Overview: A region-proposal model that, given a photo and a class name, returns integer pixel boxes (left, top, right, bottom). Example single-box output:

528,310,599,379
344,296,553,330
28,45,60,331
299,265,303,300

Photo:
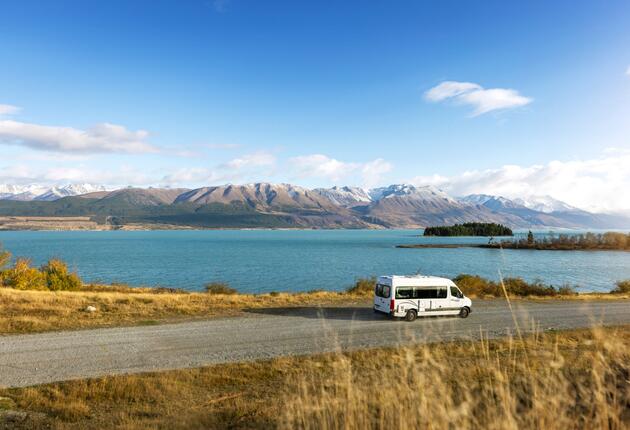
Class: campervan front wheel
404,310,417,322
459,307,470,318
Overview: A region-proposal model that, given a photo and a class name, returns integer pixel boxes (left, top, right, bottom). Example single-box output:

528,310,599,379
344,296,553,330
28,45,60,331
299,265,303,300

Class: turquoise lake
0,230,628,293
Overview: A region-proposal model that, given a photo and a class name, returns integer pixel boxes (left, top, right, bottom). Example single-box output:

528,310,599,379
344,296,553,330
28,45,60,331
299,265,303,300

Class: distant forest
423,222,513,237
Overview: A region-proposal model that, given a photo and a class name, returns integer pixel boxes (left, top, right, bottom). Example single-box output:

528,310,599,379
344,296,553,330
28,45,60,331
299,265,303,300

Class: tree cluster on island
423,222,513,237
483,231,630,251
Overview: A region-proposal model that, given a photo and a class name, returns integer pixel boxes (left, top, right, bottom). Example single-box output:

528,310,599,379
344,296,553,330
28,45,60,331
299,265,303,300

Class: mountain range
0,184,106,202
0,182,628,229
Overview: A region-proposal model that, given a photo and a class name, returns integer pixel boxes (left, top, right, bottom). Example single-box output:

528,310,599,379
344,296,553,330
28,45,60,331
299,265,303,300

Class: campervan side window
395,286,449,299
395,287,413,299
375,284,391,298
413,288,436,299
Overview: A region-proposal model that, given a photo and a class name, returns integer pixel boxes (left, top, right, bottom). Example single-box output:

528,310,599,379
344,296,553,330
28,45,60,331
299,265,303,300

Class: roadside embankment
1,325,628,429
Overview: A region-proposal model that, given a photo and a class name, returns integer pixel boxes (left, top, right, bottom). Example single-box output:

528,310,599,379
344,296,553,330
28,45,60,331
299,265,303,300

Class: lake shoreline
397,243,630,251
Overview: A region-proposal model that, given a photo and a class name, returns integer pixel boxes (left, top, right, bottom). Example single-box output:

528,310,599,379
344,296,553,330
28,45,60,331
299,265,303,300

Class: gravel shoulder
1,299,629,388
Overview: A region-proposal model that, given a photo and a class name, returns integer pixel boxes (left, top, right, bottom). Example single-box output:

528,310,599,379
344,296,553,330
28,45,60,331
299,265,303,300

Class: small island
398,231,630,251
423,222,513,237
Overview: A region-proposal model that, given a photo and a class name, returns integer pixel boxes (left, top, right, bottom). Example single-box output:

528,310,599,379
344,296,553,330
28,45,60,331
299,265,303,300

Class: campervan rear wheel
459,307,470,318
404,310,417,322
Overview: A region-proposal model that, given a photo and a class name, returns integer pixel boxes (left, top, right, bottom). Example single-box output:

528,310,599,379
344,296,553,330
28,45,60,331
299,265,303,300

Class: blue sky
1,0,629,211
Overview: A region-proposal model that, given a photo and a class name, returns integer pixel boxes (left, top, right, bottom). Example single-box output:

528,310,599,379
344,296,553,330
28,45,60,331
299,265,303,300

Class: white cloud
223,151,276,169
162,151,277,185
424,82,482,102
361,158,393,188
0,104,20,116
289,154,358,182
0,119,157,153
0,163,154,187
626,65,630,76
288,154,393,187
425,81,532,116
410,151,630,213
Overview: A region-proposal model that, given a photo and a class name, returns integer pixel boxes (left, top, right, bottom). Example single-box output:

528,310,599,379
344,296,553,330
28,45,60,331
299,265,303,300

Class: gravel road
1,299,629,388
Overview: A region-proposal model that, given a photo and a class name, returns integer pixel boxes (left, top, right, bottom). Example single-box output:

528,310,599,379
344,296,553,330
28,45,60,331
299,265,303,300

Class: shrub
557,284,578,296
204,282,238,295
502,277,558,297
40,259,82,291
346,277,376,296
610,280,630,295
1,258,46,290
453,274,576,297
452,274,500,297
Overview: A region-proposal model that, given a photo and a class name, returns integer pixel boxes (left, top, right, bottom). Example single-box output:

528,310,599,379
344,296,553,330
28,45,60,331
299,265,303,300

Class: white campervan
373,275,471,321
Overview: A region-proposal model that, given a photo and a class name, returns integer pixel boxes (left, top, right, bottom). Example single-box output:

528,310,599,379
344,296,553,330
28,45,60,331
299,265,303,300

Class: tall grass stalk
280,325,629,429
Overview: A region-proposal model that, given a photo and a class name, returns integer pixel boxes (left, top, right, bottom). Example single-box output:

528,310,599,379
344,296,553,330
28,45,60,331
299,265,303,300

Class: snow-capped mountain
0,184,48,200
313,186,371,207
513,195,579,213
368,184,457,203
34,184,107,201
459,194,525,211
0,183,107,201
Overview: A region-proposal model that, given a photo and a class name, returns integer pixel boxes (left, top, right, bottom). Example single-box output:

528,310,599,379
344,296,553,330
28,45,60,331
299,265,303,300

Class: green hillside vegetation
484,231,630,251
0,198,299,228
423,222,513,237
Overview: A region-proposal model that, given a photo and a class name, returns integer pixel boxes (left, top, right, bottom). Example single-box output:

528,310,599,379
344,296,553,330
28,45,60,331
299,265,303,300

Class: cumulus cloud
161,151,277,185
0,119,157,154
425,81,532,116
289,154,358,182
288,154,392,187
361,158,393,188
0,104,20,116
410,151,630,213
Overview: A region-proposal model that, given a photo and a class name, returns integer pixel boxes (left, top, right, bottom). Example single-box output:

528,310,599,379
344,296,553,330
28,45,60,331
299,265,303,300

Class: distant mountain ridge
0,183,106,201
0,182,628,229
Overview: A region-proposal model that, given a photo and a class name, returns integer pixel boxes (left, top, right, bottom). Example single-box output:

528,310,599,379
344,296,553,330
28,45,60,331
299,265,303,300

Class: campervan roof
378,274,454,286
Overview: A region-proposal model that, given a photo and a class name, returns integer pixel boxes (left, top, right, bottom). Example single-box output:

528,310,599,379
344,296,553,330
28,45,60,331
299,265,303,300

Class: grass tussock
204,282,238,295
1,326,628,429
345,277,377,296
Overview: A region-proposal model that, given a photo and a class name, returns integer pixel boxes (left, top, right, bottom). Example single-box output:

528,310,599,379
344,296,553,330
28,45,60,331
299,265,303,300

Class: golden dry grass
1,283,627,335
0,326,628,429
0,286,367,334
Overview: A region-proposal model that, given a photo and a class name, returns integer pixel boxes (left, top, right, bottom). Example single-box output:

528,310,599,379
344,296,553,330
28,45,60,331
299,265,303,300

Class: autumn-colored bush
41,258,82,291
1,258,46,290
